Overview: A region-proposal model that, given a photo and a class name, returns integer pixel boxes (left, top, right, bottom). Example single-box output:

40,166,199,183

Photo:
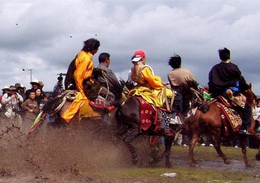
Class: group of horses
32,75,260,168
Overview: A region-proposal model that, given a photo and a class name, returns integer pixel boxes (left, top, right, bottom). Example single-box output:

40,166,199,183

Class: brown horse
186,84,260,167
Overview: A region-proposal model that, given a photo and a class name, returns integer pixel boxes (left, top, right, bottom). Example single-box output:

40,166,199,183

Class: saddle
136,96,175,136
214,96,242,135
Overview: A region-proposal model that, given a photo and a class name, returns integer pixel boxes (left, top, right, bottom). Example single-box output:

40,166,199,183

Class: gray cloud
0,0,260,95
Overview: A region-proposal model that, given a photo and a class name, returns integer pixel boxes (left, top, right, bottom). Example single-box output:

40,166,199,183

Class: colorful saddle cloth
215,96,242,135
136,96,158,131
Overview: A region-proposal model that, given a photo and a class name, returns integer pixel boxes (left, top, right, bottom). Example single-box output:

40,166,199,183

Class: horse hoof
189,163,199,167
132,158,138,165
166,162,172,168
255,154,260,161
224,160,230,164
246,163,252,167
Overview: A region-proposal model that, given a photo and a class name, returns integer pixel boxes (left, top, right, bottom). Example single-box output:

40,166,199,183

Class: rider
128,49,173,107
61,38,100,123
97,52,122,123
128,50,173,134
97,52,122,101
208,47,252,135
167,54,196,119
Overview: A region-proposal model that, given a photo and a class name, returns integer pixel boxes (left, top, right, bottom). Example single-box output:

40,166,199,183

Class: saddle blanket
136,97,158,131
216,102,242,132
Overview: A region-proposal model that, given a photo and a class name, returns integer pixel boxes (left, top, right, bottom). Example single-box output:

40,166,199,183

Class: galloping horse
115,81,199,168
186,84,260,167
29,68,125,133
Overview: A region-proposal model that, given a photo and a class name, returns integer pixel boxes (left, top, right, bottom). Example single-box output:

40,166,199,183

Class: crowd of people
0,78,63,133
1,37,259,149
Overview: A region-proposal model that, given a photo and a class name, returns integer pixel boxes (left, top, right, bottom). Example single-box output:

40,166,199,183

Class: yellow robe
61,51,93,122
129,65,173,107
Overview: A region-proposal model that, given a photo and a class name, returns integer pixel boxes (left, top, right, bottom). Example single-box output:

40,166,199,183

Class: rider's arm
142,67,164,89
74,52,94,93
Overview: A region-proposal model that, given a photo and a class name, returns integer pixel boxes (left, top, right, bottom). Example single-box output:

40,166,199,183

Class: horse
115,80,199,168
29,68,126,133
186,84,260,167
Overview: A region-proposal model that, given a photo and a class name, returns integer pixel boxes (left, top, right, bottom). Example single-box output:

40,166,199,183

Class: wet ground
0,118,260,182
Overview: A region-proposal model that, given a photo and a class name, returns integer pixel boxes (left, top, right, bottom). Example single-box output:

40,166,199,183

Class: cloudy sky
1,0,260,94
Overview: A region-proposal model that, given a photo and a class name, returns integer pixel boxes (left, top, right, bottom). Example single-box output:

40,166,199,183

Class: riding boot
238,102,252,135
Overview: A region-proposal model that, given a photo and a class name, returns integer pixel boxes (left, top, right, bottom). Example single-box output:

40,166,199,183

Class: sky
1,0,260,94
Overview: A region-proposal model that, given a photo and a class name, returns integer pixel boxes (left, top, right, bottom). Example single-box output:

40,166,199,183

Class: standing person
1,86,23,119
97,52,122,101
208,47,252,134
21,90,39,133
25,79,40,99
35,88,44,107
0,86,10,116
62,38,100,122
52,75,64,98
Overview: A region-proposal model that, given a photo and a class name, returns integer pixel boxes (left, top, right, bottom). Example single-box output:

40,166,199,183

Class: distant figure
21,90,39,133
52,75,64,98
1,86,23,119
25,79,40,99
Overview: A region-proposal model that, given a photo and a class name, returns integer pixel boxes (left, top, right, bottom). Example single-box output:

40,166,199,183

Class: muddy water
0,118,134,182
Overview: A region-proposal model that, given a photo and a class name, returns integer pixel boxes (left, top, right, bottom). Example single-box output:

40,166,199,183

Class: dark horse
115,81,199,168
186,84,260,167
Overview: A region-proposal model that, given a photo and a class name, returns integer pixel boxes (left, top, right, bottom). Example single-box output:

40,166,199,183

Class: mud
0,118,260,182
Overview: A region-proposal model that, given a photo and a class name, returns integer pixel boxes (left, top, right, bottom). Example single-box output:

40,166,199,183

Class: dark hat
57,76,63,81
15,83,21,89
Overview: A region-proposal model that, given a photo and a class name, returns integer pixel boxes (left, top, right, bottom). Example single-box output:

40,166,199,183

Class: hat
132,50,146,62
38,81,44,87
15,83,21,89
30,79,39,85
9,85,17,91
2,86,10,91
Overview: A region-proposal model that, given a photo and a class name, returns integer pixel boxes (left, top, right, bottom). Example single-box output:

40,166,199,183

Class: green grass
79,145,260,182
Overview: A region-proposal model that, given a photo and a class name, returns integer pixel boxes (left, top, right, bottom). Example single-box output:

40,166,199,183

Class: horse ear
249,83,252,89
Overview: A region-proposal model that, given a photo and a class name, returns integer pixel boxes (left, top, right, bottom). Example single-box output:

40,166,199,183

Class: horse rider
97,52,122,123
62,38,100,123
167,54,196,120
128,50,173,133
208,47,252,135
97,52,122,102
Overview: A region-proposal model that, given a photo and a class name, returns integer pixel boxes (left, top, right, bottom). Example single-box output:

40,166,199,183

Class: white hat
2,86,10,91
30,79,39,85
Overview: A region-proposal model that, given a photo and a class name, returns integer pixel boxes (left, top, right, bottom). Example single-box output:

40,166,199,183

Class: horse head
242,83,257,107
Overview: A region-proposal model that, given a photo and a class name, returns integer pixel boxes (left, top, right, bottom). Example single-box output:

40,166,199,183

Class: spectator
1,85,23,119
25,79,40,99
16,83,26,101
35,88,45,107
21,90,39,133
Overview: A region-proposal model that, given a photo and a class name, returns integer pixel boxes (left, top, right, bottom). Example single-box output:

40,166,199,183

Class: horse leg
189,132,199,167
212,132,229,164
123,125,140,165
163,135,174,168
238,135,251,167
256,141,260,160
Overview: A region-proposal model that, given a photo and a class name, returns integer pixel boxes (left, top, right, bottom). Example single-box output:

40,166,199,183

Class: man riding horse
208,47,252,135
128,50,173,133
167,54,197,121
